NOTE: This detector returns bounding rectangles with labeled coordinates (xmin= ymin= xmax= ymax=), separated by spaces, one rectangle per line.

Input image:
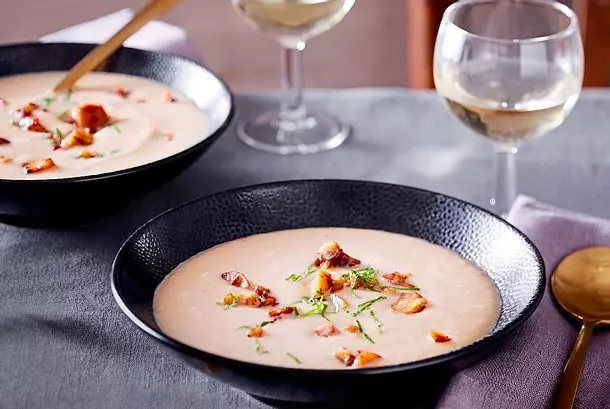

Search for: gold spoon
xmin=551 ymin=246 xmax=610 ymax=409
xmin=53 ymin=0 xmax=182 ymax=93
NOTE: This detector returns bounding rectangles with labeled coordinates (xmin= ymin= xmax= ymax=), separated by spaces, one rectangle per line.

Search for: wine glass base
xmin=237 ymin=109 xmax=350 ymax=155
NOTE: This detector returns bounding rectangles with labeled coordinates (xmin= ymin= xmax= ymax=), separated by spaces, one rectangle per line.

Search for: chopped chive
xmin=259 ymin=320 xmax=274 ymax=328
xmin=57 ymin=110 xmax=71 ymax=121
xmin=301 ymin=297 xmax=330 ymax=321
xmin=286 ymin=352 xmax=302 ymax=364
xmin=370 ymin=310 xmax=383 ymax=333
xmin=342 ymin=266 xmax=381 ymax=291
xmin=55 ymin=128 xmax=64 ymax=142
xmin=350 ymin=288 xmax=361 ymax=299
xmin=99 ymin=149 xmax=120 ymax=157
xmin=356 ymin=319 xmax=375 ymax=344
xmin=110 ymin=124 xmax=121 ymax=134
xmin=352 ymin=296 xmax=386 ymax=317
xmin=42 ymin=95 xmax=54 ymax=107
xmin=285 ymin=264 xmax=317 ymax=282
xmin=294 ymin=308 xmax=299 ymax=317
xmin=390 ymin=286 xmax=420 ymax=291
xmin=255 ymin=339 xmax=268 ymax=354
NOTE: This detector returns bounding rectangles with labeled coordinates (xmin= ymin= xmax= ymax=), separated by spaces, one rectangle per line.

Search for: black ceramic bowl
xmin=111 ymin=180 xmax=545 ymax=405
xmin=0 ymin=42 xmax=234 ymax=227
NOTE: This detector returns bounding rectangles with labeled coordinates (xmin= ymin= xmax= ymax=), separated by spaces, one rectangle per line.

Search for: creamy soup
xmin=153 ymin=227 xmax=501 ymax=369
xmin=0 ymin=71 xmax=207 ymax=179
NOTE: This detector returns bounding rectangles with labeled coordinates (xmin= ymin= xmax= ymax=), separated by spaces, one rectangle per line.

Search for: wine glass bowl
xmin=433 ymin=0 xmax=584 ymax=215
xmin=233 ymin=0 xmax=353 ymax=49
xmin=232 ymin=0 xmax=355 ymax=155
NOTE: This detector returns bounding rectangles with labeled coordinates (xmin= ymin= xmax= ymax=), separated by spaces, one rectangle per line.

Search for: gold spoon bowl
xmin=551 ymin=246 xmax=610 ymax=409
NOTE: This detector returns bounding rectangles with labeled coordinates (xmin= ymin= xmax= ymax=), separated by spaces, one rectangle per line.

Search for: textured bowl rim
xmin=0 ymin=41 xmax=235 ymax=185
xmin=111 ymin=179 xmax=546 ymax=376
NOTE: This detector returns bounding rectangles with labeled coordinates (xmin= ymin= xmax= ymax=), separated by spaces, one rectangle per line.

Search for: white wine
xmin=233 ymin=0 xmax=354 ymax=48
xmin=440 ymin=97 xmax=574 ymax=144
xmin=435 ymin=59 xmax=581 ymax=144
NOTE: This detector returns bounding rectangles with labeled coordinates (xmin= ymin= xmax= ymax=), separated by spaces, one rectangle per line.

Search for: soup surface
xmin=0 ymin=71 xmax=207 ymax=179
xmin=153 ymin=227 xmax=501 ymax=369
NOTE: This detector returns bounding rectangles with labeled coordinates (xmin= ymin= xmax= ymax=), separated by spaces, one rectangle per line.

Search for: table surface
xmin=2 ymin=88 xmax=610 ymax=409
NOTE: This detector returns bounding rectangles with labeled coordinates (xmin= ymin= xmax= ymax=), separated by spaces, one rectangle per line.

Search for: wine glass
xmin=433 ymin=0 xmax=584 ymax=216
xmin=231 ymin=0 xmax=355 ymax=155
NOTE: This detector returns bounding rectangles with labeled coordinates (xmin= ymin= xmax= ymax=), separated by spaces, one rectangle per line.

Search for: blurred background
xmin=0 ymin=0 xmax=608 ymax=91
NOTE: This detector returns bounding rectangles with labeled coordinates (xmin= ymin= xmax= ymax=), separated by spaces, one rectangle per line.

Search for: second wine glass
xmin=433 ymin=0 xmax=584 ymax=216
xmin=232 ymin=0 xmax=355 ymax=155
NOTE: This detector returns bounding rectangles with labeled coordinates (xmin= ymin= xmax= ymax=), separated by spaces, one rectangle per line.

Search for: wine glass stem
xmin=492 ymin=146 xmax=518 ymax=217
xmin=280 ymin=43 xmax=306 ymax=123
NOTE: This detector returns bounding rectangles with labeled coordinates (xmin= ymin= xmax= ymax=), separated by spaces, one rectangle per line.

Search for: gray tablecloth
xmin=2 ymin=89 xmax=609 ymax=409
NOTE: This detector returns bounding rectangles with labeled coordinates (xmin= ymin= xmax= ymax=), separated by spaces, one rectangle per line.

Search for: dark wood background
xmin=0 ymin=0 xmax=608 ymax=90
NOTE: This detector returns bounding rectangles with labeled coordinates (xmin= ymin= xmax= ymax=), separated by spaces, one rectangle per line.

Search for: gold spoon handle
xmin=552 ymin=321 xmax=596 ymax=409
xmin=53 ymin=0 xmax=182 ymax=93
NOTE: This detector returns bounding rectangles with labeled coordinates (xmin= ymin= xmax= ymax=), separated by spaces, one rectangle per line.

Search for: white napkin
xmin=39 ymin=8 xmax=201 ymax=62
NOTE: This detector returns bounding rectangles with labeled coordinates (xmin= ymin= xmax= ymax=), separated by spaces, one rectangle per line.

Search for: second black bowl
xmin=0 ymin=42 xmax=234 ymax=227
xmin=111 ymin=180 xmax=545 ymax=405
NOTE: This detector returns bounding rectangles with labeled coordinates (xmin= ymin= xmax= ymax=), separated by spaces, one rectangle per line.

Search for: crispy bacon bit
xmin=223 ymin=286 xmax=278 ymax=308
xmin=71 ymin=103 xmax=109 ymax=132
xmin=343 ymin=324 xmax=359 ymax=334
xmin=24 ymin=102 xmax=40 ymax=111
xmin=221 ymin=271 xmax=251 ymax=289
xmin=391 ymin=292 xmax=427 ymax=314
xmin=314 ymin=241 xmax=360 ymax=269
xmin=23 ymin=157 xmax=56 ymax=174
xmin=78 ymin=150 xmax=98 ymax=159
xmin=353 ymin=350 xmax=382 ymax=367
xmin=164 ymin=133 xmax=174 ymax=142
xmin=314 ymin=323 xmax=339 ymax=337
xmin=135 ymin=98 xmax=147 ymax=104
xmin=335 ymin=346 xmax=356 ymax=367
xmin=222 ymin=293 xmax=235 ymax=305
xmin=311 ymin=269 xmax=334 ymax=297
xmin=268 ymin=306 xmax=294 ymax=318
xmin=114 ymin=87 xmax=131 ymax=98
xmin=429 ymin=330 xmax=452 ymax=343
xmin=18 ymin=116 xmax=48 ymax=133
xmin=381 ymin=287 xmax=398 ymax=295
xmin=254 ymin=285 xmax=278 ymax=307
xmin=383 ymin=272 xmax=416 ymax=287
xmin=247 ymin=325 xmax=264 ymax=338
xmin=331 ymin=277 xmax=345 ymax=292
xmin=0 ymin=156 xmax=12 ymax=164
xmin=223 ymin=291 xmax=258 ymax=306
xmin=330 ymin=293 xmax=348 ymax=310
xmin=0 ymin=137 xmax=10 ymax=144
xmin=60 ymin=128 xmax=94 ymax=149
xmin=11 ymin=102 xmax=39 ymax=122
xmin=163 ymin=90 xmax=177 ymax=102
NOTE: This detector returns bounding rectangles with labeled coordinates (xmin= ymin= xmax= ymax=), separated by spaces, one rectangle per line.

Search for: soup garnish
xmin=153 ymin=227 xmax=501 ymax=369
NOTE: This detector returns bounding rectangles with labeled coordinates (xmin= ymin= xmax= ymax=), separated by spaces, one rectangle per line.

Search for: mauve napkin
xmin=436 ymin=195 xmax=610 ymax=409
xmin=39 ymin=8 xmax=201 ymax=62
